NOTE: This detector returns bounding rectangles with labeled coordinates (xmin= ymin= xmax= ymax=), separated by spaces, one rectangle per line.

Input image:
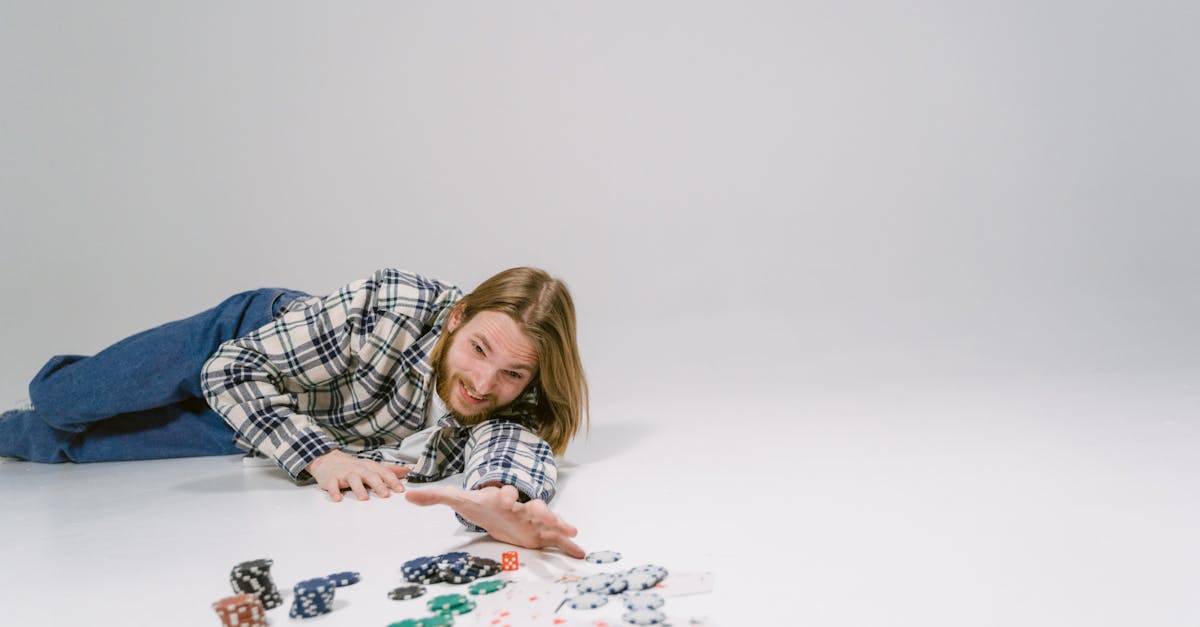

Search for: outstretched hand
xmin=405 ymin=484 xmax=585 ymax=559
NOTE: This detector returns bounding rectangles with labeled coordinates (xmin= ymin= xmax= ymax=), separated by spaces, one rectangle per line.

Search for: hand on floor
xmin=405 ymin=484 xmax=584 ymax=558
xmin=307 ymin=449 xmax=410 ymax=501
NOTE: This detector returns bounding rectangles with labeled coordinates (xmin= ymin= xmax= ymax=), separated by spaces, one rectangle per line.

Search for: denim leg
xmin=2 ymin=287 xmax=310 ymax=462
xmin=0 ymin=400 xmax=240 ymax=462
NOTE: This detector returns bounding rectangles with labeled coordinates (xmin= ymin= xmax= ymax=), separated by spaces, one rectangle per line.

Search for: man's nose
xmin=471 ymin=367 xmax=497 ymax=394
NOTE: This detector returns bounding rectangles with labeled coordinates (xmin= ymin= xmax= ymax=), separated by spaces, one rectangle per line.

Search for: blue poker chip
xmin=294 ymin=577 xmax=335 ymax=594
xmin=437 ymin=552 xmax=471 ymax=566
xmin=327 ymin=571 xmax=361 ymax=587
xmin=567 ymin=593 xmax=609 ymax=610
xmin=403 ymin=556 xmax=438 ymax=574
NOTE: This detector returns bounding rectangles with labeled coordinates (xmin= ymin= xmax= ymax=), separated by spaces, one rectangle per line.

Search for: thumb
xmin=403 ymin=489 xmax=444 ymax=507
xmin=405 ymin=487 xmax=470 ymax=507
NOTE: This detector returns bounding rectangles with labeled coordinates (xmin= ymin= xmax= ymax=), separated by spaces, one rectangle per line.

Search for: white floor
xmin=2 ymin=370 xmax=1198 ymax=626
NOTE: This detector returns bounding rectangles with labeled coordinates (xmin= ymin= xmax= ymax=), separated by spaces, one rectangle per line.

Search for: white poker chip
xmin=585 ymin=550 xmax=623 ymax=564
xmin=624 ymin=570 xmax=663 ymax=591
xmin=602 ymin=575 xmax=629 ymax=595
xmin=577 ymin=573 xmax=615 ymax=594
xmin=623 ymin=592 xmax=665 ymax=611
xmin=567 ymin=592 xmax=609 ymax=610
xmin=622 ymin=608 xmax=668 ymax=625
xmin=628 ymin=564 xmax=669 ymax=577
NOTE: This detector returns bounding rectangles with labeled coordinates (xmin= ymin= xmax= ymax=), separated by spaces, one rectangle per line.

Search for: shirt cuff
xmin=273 ymin=428 xmax=339 ymax=481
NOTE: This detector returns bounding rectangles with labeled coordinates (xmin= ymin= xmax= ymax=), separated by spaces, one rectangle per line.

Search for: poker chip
xmin=403 ymin=556 xmax=439 ymax=578
xmin=406 ymin=571 xmax=444 ymax=585
xmin=427 ymin=594 xmax=470 ymax=612
xmin=585 ymin=550 xmax=623 ymax=564
xmin=602 ymin=575 xmax=629 ymax=595
xmin=438 ymin=568 xmax=478 ymax=585
xmin=624 ymin=565 xmax=668 ymax=591
xmin=211 ymin=593 xmax=267 ymax=627
xmin=388 ymin=584 xmax=427 ymax=601
xmin=326 ymin=570 xmax=361 ymax=587
xmin=436 ymin=552 xmax=471 ymax=568
xmin=439 ymin=599 xmax=477 ymax=616
xmin=290 ymin=577 xmax=337 ymax=618
xmin=229 ymin=558 xmax=282 ymax=610
xmin=385 ymin=620 xmax=425 ymax=627
xmin=577 ymin=573 xmax=615 ymax=594
xmin=628 ymin=564 xmax=669 ymax=577
xmin=468 ymin=579 xmax=507 ymax=595
xmin=567 ymin=593 xmax=609 ymax=610
xmin=422 ymin=615 xmax=455 ymax=627
xmin=622 ymin=608 xmax=668 ymax=625
xmin=464 ymin=556 xmax=502 ymax=575
xmin=623 ymin=591 xmax=665 ymax=611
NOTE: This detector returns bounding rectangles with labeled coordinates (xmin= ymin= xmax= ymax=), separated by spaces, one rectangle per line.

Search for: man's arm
xmin=404 ymin=419 xmax=584 ymax=557
xmin=201 ymin=269 xmax=459 ymax=490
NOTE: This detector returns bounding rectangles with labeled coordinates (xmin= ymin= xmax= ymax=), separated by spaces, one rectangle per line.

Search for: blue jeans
xmin=0 ymin=287 xmax=309 ymax=463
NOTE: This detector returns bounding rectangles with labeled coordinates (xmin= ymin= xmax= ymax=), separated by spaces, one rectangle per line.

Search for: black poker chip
xmin=388 ymin=585 xmax=427 ymax=601
xmin=439 ymin=568 xmax=478 ymax=585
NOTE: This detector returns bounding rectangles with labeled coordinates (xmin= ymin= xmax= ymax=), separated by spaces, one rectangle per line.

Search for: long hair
xmin=440 ymin=267 xmax=589 ymax=455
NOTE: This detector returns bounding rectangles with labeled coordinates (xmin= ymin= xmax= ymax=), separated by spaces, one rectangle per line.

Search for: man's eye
xmin=473 ymin=343 xmax=484 ymax=354
xmin=507 ymin=371 xmax=522 ymax=380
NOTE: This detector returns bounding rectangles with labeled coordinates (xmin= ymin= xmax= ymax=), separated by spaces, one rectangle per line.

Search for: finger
xmin=525 ymin=500 xmax=562 ymax=529
xmin=556 ymin=514 xmax=579 ymax=537
xmin=389 ymin=465 xmax=412 ymax=478
xmin=378 ymin=466 xmax=407 ymax=489
xmin=540 ymin=507 xmax=578 ymax=536
xmin=404 ymin=487 xmax=462 ymax=507
xmin=362 ymin=472 xmax=392 ymax=498
xmin=321 ymin=477 xmax=343 ymax=503
xmin=347 ymin=475 xmax=370 ymax=501
xmin=539 ymin=530 xmax=586 ymax=559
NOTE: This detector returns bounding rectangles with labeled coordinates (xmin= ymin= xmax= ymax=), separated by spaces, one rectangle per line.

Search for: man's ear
xmin=447 ymin=301 xmax=467 ymax=332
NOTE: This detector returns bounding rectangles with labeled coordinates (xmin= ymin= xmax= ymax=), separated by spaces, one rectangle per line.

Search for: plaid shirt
xmin=201 ymin=268 xmax=557 ymax=518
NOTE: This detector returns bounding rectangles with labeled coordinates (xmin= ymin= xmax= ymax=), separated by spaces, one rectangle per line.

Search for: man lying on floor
xmin=0 ymin=267 xmax=588 ymax=557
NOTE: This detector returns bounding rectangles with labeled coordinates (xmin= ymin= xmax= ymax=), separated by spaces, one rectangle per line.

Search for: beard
xmin=433 ymin=327 xmax=495 ymax=425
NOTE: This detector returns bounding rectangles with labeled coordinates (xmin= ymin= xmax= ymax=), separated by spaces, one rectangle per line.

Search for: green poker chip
xmin=426 ymin=594 xmax=469 ymax=612
xmin=439 ymin=599 xmax=477 ymax=616
xmin=422 ymin=614 xmax=455 ymax=627
xmin=385 ymin=620 xmax=426 ymax=627
xmin=469 ymin=579 xmax=507 ymax=595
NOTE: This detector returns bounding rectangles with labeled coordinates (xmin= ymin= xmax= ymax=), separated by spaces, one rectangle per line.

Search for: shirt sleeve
xmin=200 ymin=268 xmax=453 ymax=480
xmin=403 ymin=413 xmax=558 ymax=532
xmin=461 ymin=420 xmax=557 ymax=503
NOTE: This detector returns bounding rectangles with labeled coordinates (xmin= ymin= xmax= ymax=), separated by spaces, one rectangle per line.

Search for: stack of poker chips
xmin=287 ymin=572 xmax=361 ymax=619
xmin=401 ymin=552 xmax=502 ymax=585
xmin=211 ymin=593 xmax=267 ymax=627
xmin=229 ymin=559 xmax=282 ymax=609
xmin=289 ymin=577 xmax=337 ymax=619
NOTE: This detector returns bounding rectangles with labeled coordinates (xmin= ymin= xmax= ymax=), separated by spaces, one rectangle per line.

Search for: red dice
xmin=502 ymin=551 xmax=519 ymax=571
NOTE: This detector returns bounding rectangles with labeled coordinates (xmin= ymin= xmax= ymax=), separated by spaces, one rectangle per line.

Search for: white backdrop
xmin=2 ymin=3 xmax=1199 ymax=625
xmin=3 ymin=1 xmax=1197 ymax=405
